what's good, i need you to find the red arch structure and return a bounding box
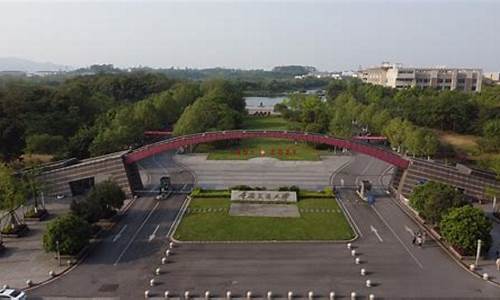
[124,130,410,169]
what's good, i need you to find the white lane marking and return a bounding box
[148,224,160,242]
[370,225,383,242]
[337,195,363,238]
[112,225,128,243]
[372,205,424,269]
[360,159,375,175]
[405,225,415,236]
[113,201,160,266]
[166,196,191,238]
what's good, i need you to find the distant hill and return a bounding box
[0,57,72,72]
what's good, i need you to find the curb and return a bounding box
[23,195,139,292]
[170,196,358,245]
[390,195,500,288]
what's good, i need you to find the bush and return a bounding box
[25,133,65,155]
[43,214,92,255]
[230,185,253,191]
[70,180,125,223]
[440,206,492,256]
[409,181,467,225]
[278,185,300,192]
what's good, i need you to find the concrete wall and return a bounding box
[393,158,500,201]
[37,151,141,198]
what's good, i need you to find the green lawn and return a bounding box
[173,197,355,241]
[203,116,321,161]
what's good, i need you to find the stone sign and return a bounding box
[230,190,297,203]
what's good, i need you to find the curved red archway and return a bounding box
[124,130,410,169]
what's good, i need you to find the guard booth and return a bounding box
[356,180,375,204]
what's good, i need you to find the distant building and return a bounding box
[484,72,500,85]
[0,70,26,77]
[359,62,482,92]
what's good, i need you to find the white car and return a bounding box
[0,288,27,300]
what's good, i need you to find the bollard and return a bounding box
[308,291,314,300]
[205,290,210,300]
[360,268,366,276]
[162,257,167,264]
[165,249,171,257]
[351,249,356,256]
[226,290,232,300]
[49,270,55,277]
[2,285,8,290]
[155,268,161,275]
[164,291,170,299]
[369,294,375,300]
[267,291,272,300]
[145,290,150,299]
[350,292,356,300]
[169,242,174,249]
[288,291,293,300]
[469,264,476,271]
[26,279,32,287]
[67,259,72,266]
[347,243,352,249]
[483,273,489,280]
[150,279,155,287]
[246,291,252,300]
[355,257,360,264]
[185,291,190,300]
[366,279,372,287]
[329,291,335,300]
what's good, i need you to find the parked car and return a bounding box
[0,288,27,300]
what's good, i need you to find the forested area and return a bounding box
[0,72,245,164]
[276,79,500,161]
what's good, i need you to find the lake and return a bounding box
[245,96,288,108]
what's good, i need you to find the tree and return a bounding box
[43,214,92,255]
[409,181,467,225]
[383,118,412,153]
[440,206,492,255]
[25,133,65,155]
[0,163,26,210]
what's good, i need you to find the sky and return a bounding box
[0,0,499,71]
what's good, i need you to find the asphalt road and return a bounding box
[28,152,193,300]
[28,153,500,299]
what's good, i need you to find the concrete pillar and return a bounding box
[162,257,167,264]
[246,291,252,300]
[355,257,360,264]
[308,291,314,300]
[169,242,174,249]
[483,273,489,280]
[150,279,155,287]
[49,270,55,277]
[26,279,32,287]
[369,294,375,300]
[155,268,161,275]
[469,264,476,271]
[205,291,210,300]
[165,249,171,257]
[144,290,150,299]
[351,249,356,256]
[267,291,272,300]
[347,243,352,249]
[184,291,190,300]
[366,279,372,287]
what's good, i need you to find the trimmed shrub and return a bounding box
[43,214,92,255]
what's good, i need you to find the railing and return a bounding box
[124,130,410,169]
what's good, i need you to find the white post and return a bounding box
[169,242,174,249]
[308,291,314,300]
[351,249,356,256]
[355,257,360,264]
[288,291,293,300]
[166,249,171,257]
[185,291,190,300]
[267,291,272,300]
[350,292,356,300]
[155,268,161,275]
[493,196,497,211]
[360,268,366,276]
[26,279,32,287]
[347,243,352,249]
[164,291,170,299]
[246,291,252,300]
[226,291,231,300]
[329,291,335,300]
[144,290,150,299]
[162,257,167,264]
[150,279,155,287]
[366,279,372,287]
[205,291,210,300]
[369,294,375,300]
[475,239,482,266]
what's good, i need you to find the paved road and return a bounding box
[173,154,353,190]
[28,152,193,300]
[28,153,500,299]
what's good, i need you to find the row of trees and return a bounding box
[409,181,492,255]
[275,91,440,158]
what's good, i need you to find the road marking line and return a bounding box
[166,196,191,238]
[148,224,160,242]
[113,201,160,266]
[370,225,383,242]
[405,225,415,236]
[112,225,128,243]
[372,205,424,269]
[337,193,363,238]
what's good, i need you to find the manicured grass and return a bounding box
[173,197,355,241]
[242,116,289,130]
[203,116,321,161]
